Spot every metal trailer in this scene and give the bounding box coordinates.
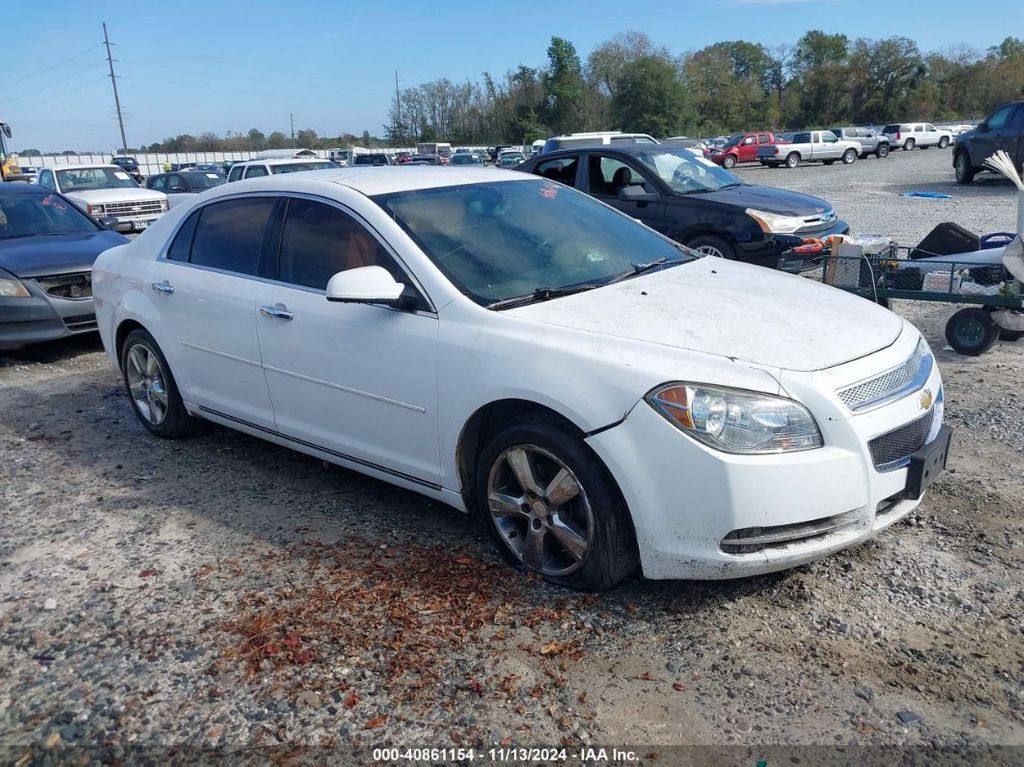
[818,245,1023,356]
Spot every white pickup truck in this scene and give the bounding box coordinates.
[757,130,861,168]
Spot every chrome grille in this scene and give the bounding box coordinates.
[837,341,931,412]
[35,272,92,299]
[104,200,163,216]
[869,410,934,471]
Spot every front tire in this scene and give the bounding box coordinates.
[722,155,737,169]
[120,329,196,438]
[842,149,857,164]
[954,151,975,184]
[938,136,950,149]
[687,234,737,259]
[945,308,999,356]
[785,152,800,168]
[876,144,890,158]
[476,416,639,591]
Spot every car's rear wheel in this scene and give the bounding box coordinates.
[938,136,950,149]
[876,144,890,158]
[722,155,737,169]
[904,138,916,151]
[842,149,857,164]
[785,153,800,168]
[686,234,736,259]
[120,329,196,438]
[477,416,639,591]
[954,151,975,184]
[945,308,999,356]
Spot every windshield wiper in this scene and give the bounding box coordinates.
[608,256,688,284]
[487,283,601,311]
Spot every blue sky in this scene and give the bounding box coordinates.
[5,0,1021,151]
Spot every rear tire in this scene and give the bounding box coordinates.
[904,138,916,151]
[785,153,800,168]
[120,329,197,438]
[954,151,975,184]
[476,416,639,591]
[945,308,999,356]
[842,149,857,164]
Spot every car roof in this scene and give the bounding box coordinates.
[528,144,671,161]
[232,158,332,167]
[47,164,123,171]
[0,182,52,196]
[203,166,533,197]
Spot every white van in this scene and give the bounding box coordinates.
[541,131,658,155]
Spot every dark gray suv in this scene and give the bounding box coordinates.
[829,127,890,159]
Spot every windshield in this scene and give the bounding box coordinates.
[57,167,138,191]
[271,161,336,174]
[182,172,225,190]
[722,133,743,148]
[0,192,99,239]
[635,148,741,194]
[374,179,693,306]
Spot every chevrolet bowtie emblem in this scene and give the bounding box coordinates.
[920,389,933,411]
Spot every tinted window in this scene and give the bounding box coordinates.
[228,165,244,182]
[277,199,397,290]
[148,176,166,192]
[167,210,200,261]
[534,156,578,186]
[883,125,899,133]
[588,156,648,195]
[0,191,99,239]
[189,197,275,274]
[987,104,1015,130]
[793,132,811,143]
[244,165,269,179]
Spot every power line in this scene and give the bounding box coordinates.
[4,61,106,106]
[4,44,104,90]
[2,76,110,115]
[103,22,128,153]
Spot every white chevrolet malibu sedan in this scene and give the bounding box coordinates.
[92,167,951,590]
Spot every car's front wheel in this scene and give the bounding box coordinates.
[477,416,639,591]
[954,151,975,184]
[120,329,197,438]
[876,144,890,158]
[686,234,737,259]
[938,136,950,149]
[722,155,737,169]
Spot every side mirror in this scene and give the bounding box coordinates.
[326,265,406,305]
[978,122,988,133]
[618,184,660,203]
[98,215,120,230]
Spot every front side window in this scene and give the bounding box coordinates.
[374,179,692,306]
[822,132,837,143]
[534,156,578,186]
[0,191,100,239]
[149,176,167,192]
[228,165,244,182]
[587,156,648,196]
[56,167,137,192]
[635,148,740,195]
[277,198,398,290]
[987,105,1014,130]
[188,197,275,274]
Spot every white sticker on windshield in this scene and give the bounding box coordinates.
[205,173,219,179]
[113,171,131,180]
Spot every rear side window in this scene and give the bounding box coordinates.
[244,165,269,179]
[228,165,244,182]
[167,210,199,261]
[188,197,275,275]
[793,132,810,143]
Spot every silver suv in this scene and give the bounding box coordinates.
[829,127,890,159]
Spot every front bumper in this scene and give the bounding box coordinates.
[0,278,96,351]
[585,332,946,580]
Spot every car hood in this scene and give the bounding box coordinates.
[505,258,903,372]
[0,230,128,278]
[63,188,166,204]
[685,184,835,217]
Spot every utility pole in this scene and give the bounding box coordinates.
[394,71,402,144]
[103,22,128,153]
[290,113,296,146]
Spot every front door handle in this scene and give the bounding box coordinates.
[260,303,294,321]
[151,280,174,294]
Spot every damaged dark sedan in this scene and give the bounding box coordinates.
[0,183,128,350]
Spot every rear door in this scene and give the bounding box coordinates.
[145,195,278,428]
[582,152,666,232]
[254,196,441,486]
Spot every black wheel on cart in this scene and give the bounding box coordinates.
[1000,329,1024,341]
[945,308,1000,356]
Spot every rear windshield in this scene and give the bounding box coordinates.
[883,125,900,133]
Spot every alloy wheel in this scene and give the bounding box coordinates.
[695,244,726,258]
[126,344,169,425]
[487,444,594,577]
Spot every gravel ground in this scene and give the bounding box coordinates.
[1,148,1022,761]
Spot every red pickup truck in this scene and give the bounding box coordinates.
[709,131,776,168]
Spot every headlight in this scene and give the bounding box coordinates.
[160,199,169,211]
[87,203,105,215]
[0,277,31,298]
[646,383,823,454]
[745,208,809,234]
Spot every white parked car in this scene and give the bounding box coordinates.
[92,168,951,590]
[35,164,168,233]
[881,123,953,151]
[226,157,338,182]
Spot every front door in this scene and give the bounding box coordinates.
[254,196,441,487]
[583,153,666,232]
[147,196,278,429]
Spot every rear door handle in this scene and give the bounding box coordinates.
[151,280,174,294]
[260,304,293,321]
